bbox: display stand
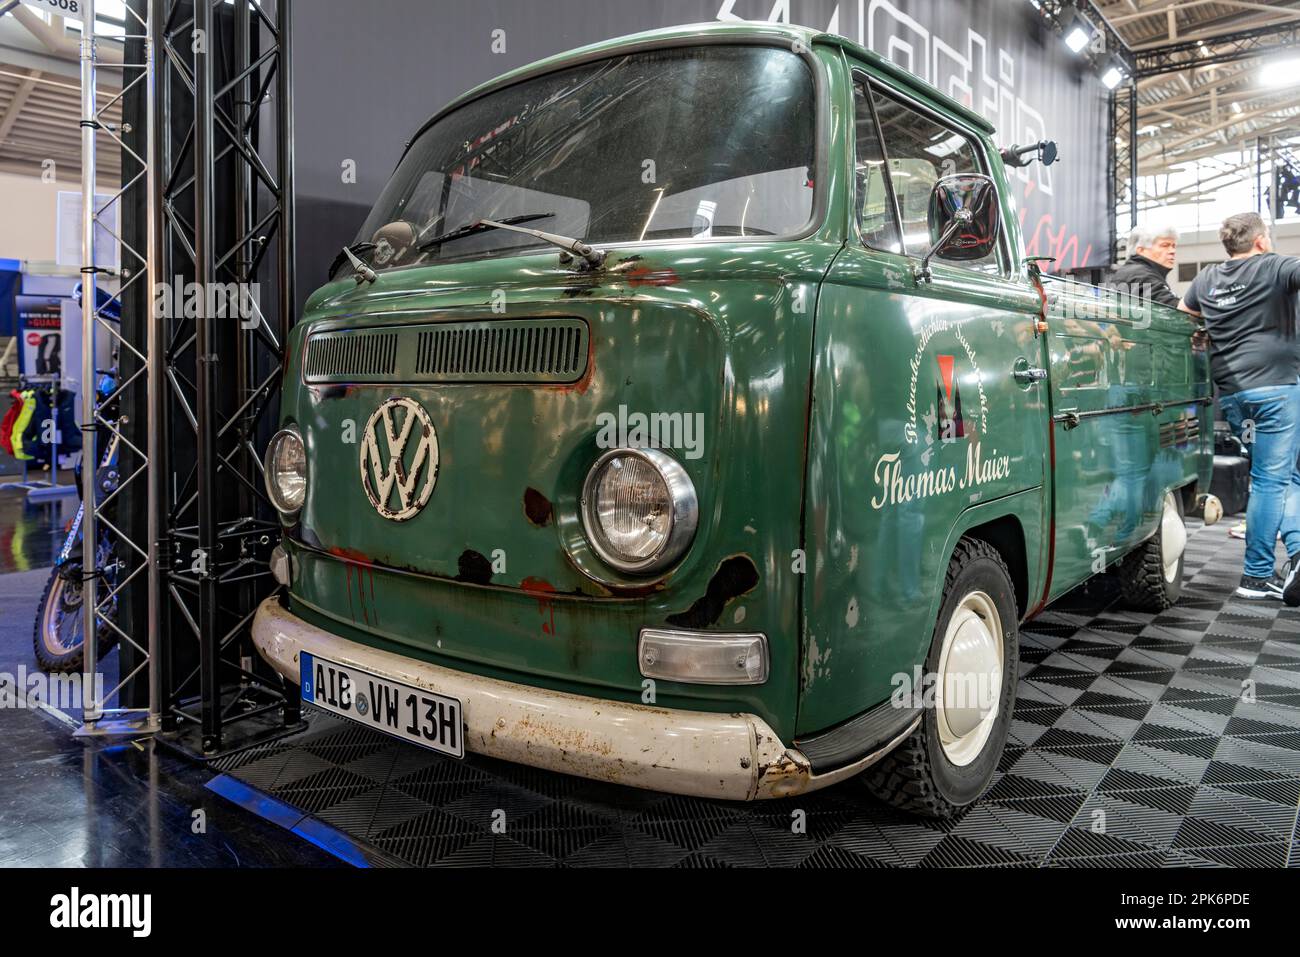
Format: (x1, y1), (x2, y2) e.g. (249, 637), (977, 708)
(0, 373), (78, 501)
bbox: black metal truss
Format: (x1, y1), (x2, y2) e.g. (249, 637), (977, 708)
(1110, 83), (1138, 249)
(1033, 1), (1138, 72)
(153, 0), (299, 754)
(1134, 21), (1300, 78)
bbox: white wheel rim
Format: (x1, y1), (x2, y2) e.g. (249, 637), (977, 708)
(1160, 492), (1186, 584)
(935, 589), (1004, 767)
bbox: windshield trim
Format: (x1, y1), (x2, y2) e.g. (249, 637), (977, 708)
(365, 36), (830, 272)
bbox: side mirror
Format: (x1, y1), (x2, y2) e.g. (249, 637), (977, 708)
(915, 174), (1001, 283)
(999, 140), (1059, 168)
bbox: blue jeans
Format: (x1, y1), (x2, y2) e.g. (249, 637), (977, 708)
(1220, 380), (1300, 577)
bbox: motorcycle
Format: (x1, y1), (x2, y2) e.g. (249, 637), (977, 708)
(32, 285), (122, 673)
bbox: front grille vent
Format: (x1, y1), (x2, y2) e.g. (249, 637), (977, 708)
(304, 331), (398, 380)
(414, 322), (586, 380)
(304, 318), (589, 385)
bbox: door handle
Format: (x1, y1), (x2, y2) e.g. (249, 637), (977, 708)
(1013, 365), (1048, 385)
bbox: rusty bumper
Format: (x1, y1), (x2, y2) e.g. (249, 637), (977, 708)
(251, 596), (914, 800)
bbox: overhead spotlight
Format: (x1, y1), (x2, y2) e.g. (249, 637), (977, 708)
(1101, 57), (1127, 90)
(1261, 56), (1300, 88)
(1062, 9), (1097, 55)
(1231, 101), (1243, 114)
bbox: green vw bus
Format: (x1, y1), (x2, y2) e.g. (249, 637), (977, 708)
(253, 22), (1213, 816)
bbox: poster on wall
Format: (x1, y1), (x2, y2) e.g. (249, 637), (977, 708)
(16, 296), (62, 378)
(55, 191), (120, 271)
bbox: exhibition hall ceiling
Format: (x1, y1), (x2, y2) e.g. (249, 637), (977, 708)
(1097, 0), (1300, 176)
(0, 5), (122, 185)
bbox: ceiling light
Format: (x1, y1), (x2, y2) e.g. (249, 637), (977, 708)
(1231, 101), (1242, 114)
(1262, 57), (1300, 87)
(1062, 10), (1096, 55)
(1101, 57), (1126, 90)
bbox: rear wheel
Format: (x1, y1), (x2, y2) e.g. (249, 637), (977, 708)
(862, 538), (1019, 817)
(1117, 491), (1185, 611)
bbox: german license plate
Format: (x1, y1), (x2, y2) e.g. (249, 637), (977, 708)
(300, 652), (464, 758)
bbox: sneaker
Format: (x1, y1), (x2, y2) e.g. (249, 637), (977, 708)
(1237, 573), (1286, 600)
(1229, 522), (1246, 540)
(1282, 560), (1300, 607)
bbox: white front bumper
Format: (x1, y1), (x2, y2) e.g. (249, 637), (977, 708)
(252, 597), (905, 800)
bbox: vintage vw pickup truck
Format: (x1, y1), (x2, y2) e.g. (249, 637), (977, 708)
(252, 22), (1213, 815)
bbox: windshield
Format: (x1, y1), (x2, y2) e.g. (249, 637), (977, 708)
(350, 44), (818, 272)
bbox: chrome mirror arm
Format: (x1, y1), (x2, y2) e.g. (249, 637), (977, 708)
(913, 209), (971, 284)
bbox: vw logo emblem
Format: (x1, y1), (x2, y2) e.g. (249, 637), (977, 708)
(359, 397), (440, 521)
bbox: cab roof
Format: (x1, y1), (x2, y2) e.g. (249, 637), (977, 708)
(402, 21), (995, 156)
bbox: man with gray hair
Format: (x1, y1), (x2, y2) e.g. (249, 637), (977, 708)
(1107, 224), (1180, 308)
(1180, 212), (1300, 602)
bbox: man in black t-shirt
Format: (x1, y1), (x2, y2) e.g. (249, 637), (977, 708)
(1181, 212), (1300, 603)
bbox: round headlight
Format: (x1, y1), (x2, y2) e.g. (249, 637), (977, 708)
(581, 448), (698, 575)
(265, 427), (308, 516)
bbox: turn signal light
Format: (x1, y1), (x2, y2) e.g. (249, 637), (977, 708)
(638, 628), (769, 685)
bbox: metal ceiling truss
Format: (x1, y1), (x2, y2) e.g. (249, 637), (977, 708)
(1043, 1), (1300, 244)
(1132, 19), (1300, 76)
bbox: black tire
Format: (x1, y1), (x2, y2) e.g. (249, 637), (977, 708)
(861, 537), (1019, 818)
(1117, 492), (1184, 612)
(32, 566), (117, 673)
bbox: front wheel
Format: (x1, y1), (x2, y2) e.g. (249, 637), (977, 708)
(32, 565), (117, 673)
(861, 537), (1019, 817)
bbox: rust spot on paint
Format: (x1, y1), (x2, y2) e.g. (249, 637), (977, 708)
(316, 384), (360, 401)
(341, 557), (378, 626)
(546, 334), (596, 395)
(521, 577), (557, 636)
(623, 264), (680, 287)
(328, 546), (373, 565)
(512, 712), (613, 757)
(455, 549), (493, 585)
(666, 555), (760, 630)
(523, 487), (554, 527)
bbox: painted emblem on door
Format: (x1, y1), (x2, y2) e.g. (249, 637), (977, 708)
(935, 355), (968, 442)
(359, 398), (439, 521)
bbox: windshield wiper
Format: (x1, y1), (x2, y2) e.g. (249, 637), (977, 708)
(416, 211), (557, 252)
(479, 219), (607, 268)
(328, 241), (375, 279)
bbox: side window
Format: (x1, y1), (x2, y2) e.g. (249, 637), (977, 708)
(852, 78), (901, 253)
(872, 90), (1001, 272)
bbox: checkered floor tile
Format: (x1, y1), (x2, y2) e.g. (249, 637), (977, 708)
(214, 521), (1300, 867)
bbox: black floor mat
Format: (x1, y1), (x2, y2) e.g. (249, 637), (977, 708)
(213, 521), (1300, 867)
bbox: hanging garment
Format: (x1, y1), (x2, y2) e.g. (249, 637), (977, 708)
(21, 388), (81, 465)
(10, 389), (36, 461)
(0, 390), (22, 455)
